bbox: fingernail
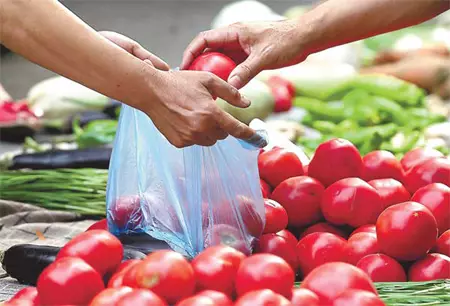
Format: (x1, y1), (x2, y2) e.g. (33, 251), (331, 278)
(229, 75), (243, 89)
(241, 95), (251, 107)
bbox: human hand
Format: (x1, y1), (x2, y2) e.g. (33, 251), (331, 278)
(140, 69), (257, 148)
(180, 20), (307, 89)
(99, 31), (170, 71)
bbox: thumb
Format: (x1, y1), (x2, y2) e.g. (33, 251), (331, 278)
(216, 109), (256, 141)
(228, 54), (263, 89)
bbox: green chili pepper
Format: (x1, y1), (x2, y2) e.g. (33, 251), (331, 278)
(312, 121), (337, 134)
(380, 131), (422, 154)
(371, 96), (409, 125)
(348, 74), (426, 107)
(338, 123), (398, 145)
(294, 97), (347, 123)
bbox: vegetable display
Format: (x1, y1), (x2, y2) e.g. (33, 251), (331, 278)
(0, 168), (108, 215)
(2, 137), (450, 306)
(294, 74), (448, 156)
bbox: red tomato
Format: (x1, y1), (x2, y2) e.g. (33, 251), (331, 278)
(9, 287), (39, 305)
(89, 287), (133, 306)
(86, 219), (108, 231)
(114, 259), (141, 275)
(188, 52), (236, 82)
(268, 81), (293, 113)
(433, 230), (450, 256)
(404, 157), (450, 193)
(368, 178), (410, 209)
(236, 195), (264, 237)
(110, 195), (143, 230)
(408, 253), (450, 281)
(411, 183), (450, 234)
(300, 262), (377, 304)
(175, 295), (215, 306)
(376, 201), (438, 261)
(263, 199), (288, 234)
(299, 222), (348, 240)
(346, 233), (380, 265)
(134, 250), (195, 304)
(308, 138), (363, 187)
(267, 76), (296, 97)
(56, 230), (123, 276)
(260, 179), (272, 198)
(258, 148), (304, 188)
(271, 176), (324, 227)
(235, 254), (295, 298)
(356, 254), (407, 282)
(196, 290), (233, 305)
(332, 290), (386, 306)
(276, 229), (298, 247)
(254, 234), (298, 271)
(37, 257), (105, 306)
(362, 150), (404, 182)
(350, 225), (376, 238)
(291, 288), (320, 306)
(401, 147), (444, 172)
(321, 178), (384, 227)
(234, 289), (291, 306)
(199, 244), (246, 267)
(191, 245), (244, 296)
(296, 232), (347, 276)
(108, 273), (127, 289)
(121, 264), (140, 288)
(207, 224), (250, 255)
(108, 260), (141, 288)
(116, 289), (167, 306)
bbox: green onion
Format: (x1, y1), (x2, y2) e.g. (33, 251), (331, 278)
(0, 169), (108, 216)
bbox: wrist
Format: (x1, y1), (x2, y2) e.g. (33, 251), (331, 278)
(127, 64), (165, 115)
(290, 8), (326, 57)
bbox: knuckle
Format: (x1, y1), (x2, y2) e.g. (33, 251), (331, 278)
(202, 72), (216, 87)
(239, 63), (252, 76)
(230, 87), (241, 100)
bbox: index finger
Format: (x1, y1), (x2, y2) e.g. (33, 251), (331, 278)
(181, 28), (240, 70)
(215, 109), (257, 142)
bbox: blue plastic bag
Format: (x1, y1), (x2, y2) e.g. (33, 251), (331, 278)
(106, 105), (265, 257)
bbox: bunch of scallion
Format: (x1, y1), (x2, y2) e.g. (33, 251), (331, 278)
(377, 280), (450, 306)
(294, 280), (450, 305)
(0, 169), (108, 215)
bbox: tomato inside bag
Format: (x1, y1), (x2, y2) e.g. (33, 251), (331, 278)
(106, 104), (265, 258)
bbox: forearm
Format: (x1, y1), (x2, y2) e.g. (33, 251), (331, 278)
(297, 0), (450, 55)
(0, 0), (157, 109)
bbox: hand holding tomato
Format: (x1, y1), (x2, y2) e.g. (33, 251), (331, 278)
(180, 20), (307, 89)
(144, 68), (256, 148)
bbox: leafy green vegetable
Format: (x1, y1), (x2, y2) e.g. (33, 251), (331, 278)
(73, 119), (117, 149)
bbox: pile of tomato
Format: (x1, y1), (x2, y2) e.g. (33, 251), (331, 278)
(5, 138), (450, 306)
(6, 230), (385, 306)
(256, 138), (449, 285)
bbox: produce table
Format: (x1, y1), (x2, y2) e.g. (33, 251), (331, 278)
(0, 200), (96, 301)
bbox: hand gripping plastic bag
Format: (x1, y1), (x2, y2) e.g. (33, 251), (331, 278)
(106, 105), (265, 258)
